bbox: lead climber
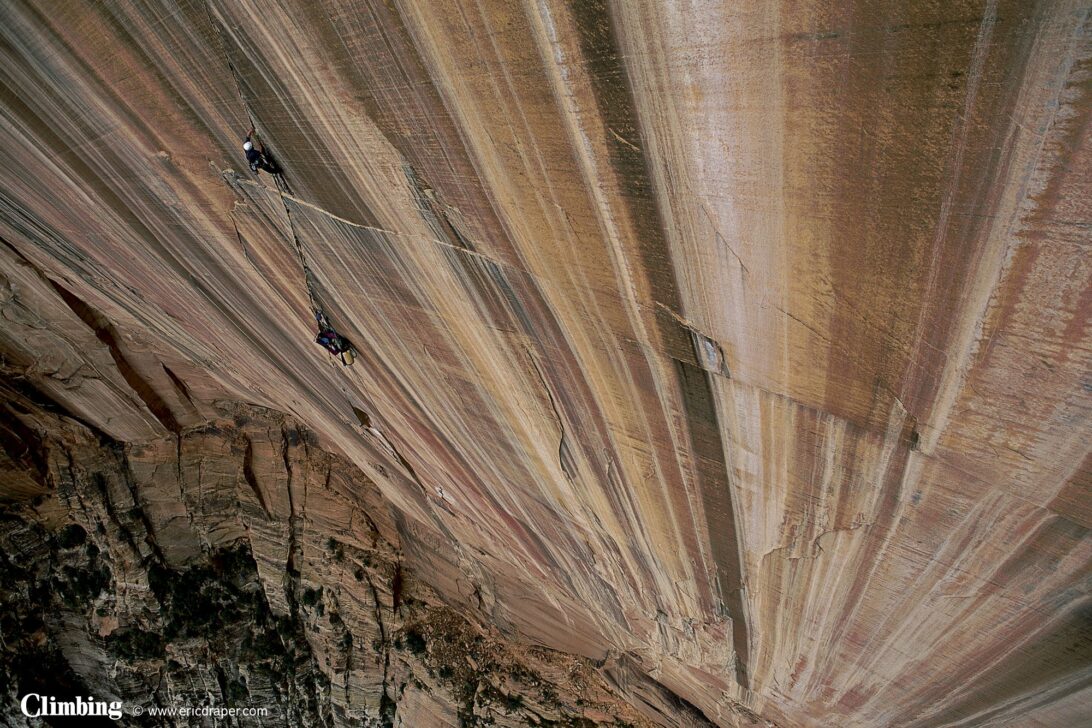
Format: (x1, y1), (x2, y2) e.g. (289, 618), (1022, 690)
(314, 311), (355, 366)
(243, 126), (280, 175)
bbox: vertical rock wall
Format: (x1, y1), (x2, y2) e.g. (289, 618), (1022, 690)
(0, 1), (1089, 726)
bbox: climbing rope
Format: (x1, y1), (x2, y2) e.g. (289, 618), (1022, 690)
(201, 0), (322, 319)
(201, 0), (359, 369)
(272, 174), (323, 317)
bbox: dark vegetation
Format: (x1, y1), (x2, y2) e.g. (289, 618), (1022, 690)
(147, 544), (265, 640)
(404, 626), (427, 655)
(0, 516), (112, 725)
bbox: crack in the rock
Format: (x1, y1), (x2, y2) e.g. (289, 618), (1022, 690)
(359, 566), (394, 722)
(161, 365), (196, 411)
(405, 164), (476, 252)
(117, 444), (168, 565)
(525, 346), (575, 481)
(699, 202), (750, 276)
(280, 424), (300, 577)
(761, 522), (874, 562)
(173, 431), (197, 536)
(231, 216), (255, 268)
(388, 438), (430, 497)
(83, 457), (143, 567)
(49, 281), (180, 433)
(242, 435), (272, 518)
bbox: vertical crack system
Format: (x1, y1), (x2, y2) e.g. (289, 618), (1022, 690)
(201, 0), (320, 320)
(568, 0), (752, 685)
(525, 347), (576, 481)
(49, 281), (181, 433)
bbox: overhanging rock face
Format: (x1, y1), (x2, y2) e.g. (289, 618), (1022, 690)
(0, 1), (1089, 726)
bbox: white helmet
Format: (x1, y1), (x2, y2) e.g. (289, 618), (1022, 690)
(243, 141), (253, 151)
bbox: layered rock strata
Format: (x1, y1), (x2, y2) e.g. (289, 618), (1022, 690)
(0, 0), (1089, 726)
(0, 400), (718, 726)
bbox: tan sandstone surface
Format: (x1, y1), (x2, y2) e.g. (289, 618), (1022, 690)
(0, 0), (1089, 726)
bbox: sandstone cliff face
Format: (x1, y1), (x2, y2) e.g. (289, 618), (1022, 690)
(0, 0), (1089, 726)
(0, 401), (683, 727)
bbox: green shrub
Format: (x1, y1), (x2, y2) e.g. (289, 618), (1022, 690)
(108, 628), (165, 659)
(404, 628), (426, 655)
(55, 524), (87, 549)
(301, 587), (321, 606)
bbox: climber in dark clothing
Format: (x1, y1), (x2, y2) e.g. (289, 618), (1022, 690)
(316, 329), (355, 366)
(314, 311), (355, 366)
(243, 127), (279, 175)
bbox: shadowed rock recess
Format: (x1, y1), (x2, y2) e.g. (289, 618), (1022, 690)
(0, 0), (1088, 726)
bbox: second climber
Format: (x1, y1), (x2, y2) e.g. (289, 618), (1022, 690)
(314, 311), (356, 366)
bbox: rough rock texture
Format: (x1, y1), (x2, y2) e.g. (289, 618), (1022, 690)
(0, 0), (1089, 726)
(0, 402), (670, 727)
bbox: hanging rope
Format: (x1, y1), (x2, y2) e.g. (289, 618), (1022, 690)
(201, 0), (322, 319)
(273, 175), (323, 317)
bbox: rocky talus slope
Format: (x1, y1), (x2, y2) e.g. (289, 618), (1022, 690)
(0, 0), (1090, 726)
